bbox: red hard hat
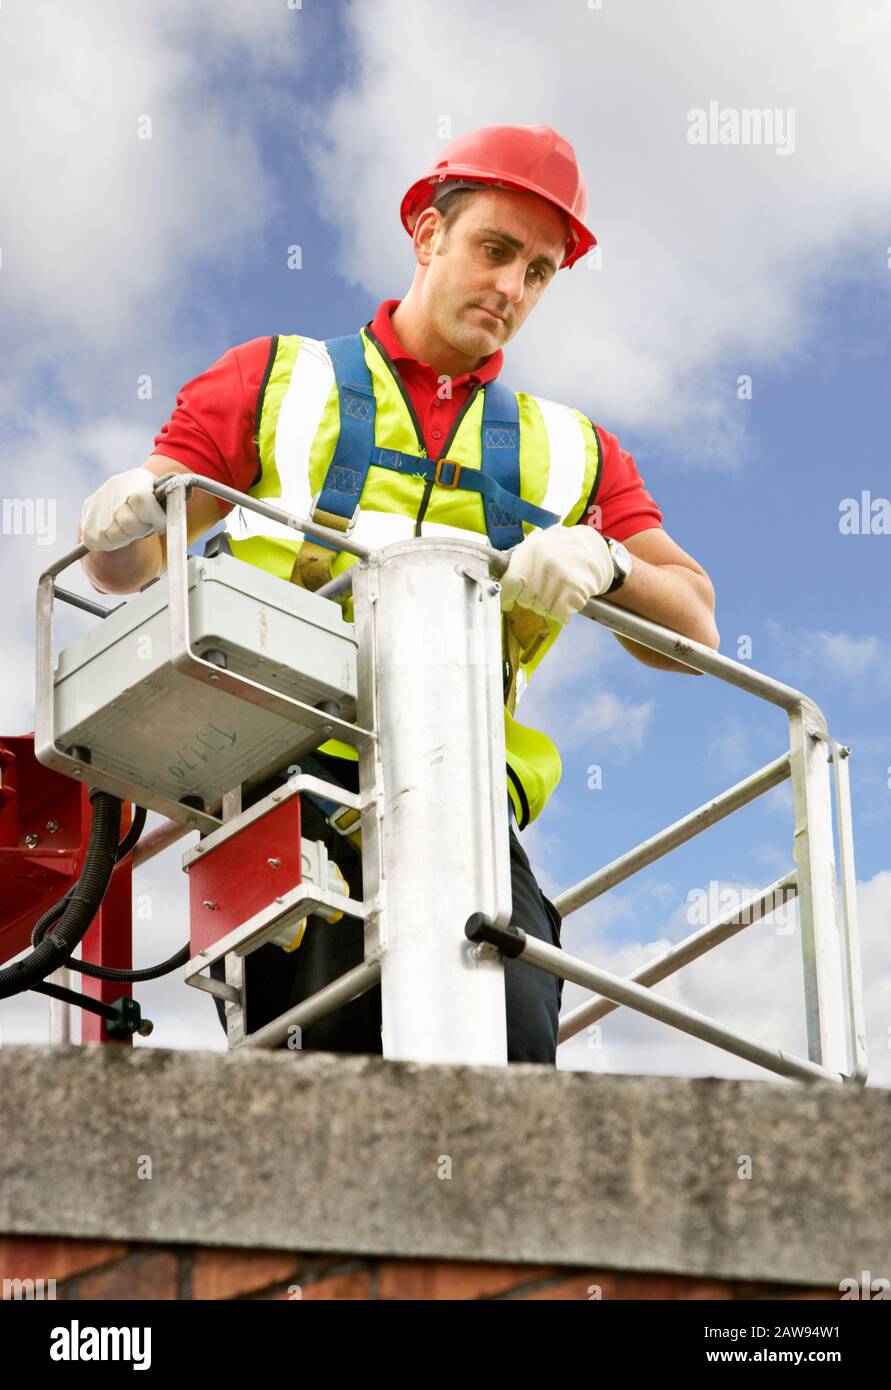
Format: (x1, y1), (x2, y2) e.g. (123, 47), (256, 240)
(400, 124), (596, 270)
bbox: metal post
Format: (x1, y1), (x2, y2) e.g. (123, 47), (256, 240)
(80, 852), (133, 1045)
(788, 705), (847, 1073)
(48, 967), (74, 1044)
(219, 784), (247, 1048)
(351, 539), (512, 1066)
(831, 742), (867, 1083)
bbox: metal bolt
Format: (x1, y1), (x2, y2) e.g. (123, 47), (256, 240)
(25, 833), (40, 848)
(203, 900), (218, 911)
(268, 857), (281, 868)
(46, 820), (60, 833)
(488, 581), (501, 596)
(137, 1020), (154, 1037)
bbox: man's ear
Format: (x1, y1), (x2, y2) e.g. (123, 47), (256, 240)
(414, 207), (445, 263)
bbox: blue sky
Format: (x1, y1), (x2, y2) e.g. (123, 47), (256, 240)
(1, 0), (888, 1082)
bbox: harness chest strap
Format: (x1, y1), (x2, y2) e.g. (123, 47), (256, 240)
(289, 332), (554, 710)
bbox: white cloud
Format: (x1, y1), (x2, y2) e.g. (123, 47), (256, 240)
(767, 621), (891, 692)
(306, 0), (891, 464)
(0, 0), (306, 407)
(705, 715), (751, 776)
(515, 609), (656, 769)
(0, 410), (157, 732)
(565, 689), (655, 755)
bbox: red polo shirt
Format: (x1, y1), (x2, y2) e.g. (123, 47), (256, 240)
(152, 299), (663, 541)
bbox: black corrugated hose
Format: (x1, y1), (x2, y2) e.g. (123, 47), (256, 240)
(1, 795), (187, 999)
(29, 803), (188, 982)
(0, 788), (122, 999)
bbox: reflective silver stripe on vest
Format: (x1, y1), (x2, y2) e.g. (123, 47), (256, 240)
(536, 396), (588, 521)
(226, 336), (335, 542)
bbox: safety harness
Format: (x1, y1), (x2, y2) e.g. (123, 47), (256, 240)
(291, 333), (561, 714)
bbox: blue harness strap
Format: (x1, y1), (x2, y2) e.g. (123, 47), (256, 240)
(479, 378), (527, 549)
(316, 332), (560, 550)
(311, 334), (377, 552)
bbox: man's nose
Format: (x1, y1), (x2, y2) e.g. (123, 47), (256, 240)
(492, 260), (528, 305)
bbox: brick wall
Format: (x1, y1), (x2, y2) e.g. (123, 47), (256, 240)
(0, 1236), (843, 1301)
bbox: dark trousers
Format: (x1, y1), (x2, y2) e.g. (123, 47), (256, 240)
(209, 757), (564, 1064)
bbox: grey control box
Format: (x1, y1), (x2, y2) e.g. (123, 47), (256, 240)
(49, 553), (358, 812)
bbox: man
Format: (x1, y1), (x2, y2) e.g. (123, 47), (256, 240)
(79, 123), (719, 1065)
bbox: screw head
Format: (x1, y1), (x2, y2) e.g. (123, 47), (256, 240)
(46, 820), (60, 833)
(267, 857), (281, 868)
(25, 833), (40, 848)
(203, 900), (218, 911)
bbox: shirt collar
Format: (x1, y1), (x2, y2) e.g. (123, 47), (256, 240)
(367, 299), (503, 387)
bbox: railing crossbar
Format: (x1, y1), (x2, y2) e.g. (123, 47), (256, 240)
(524, 935), (844, 1085)
(554, 753), (792, 918)
(559, 872), (798, 1042)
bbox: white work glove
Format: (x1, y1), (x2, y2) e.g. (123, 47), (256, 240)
(79, 467), (169, 551)
(499, 525), (615, 625)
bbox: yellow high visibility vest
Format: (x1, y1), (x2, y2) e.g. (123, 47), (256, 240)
(223, 326), (602, 827)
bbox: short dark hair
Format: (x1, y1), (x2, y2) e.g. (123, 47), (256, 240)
(430, 186), (485, 239)
(431, 185), (568, 265)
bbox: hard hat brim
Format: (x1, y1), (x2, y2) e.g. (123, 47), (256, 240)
(401, 168), (597, 269)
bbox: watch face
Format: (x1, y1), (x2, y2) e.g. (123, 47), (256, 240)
(607, 537), (632, 589)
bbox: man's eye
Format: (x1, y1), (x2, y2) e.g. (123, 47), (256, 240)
(484, 244), (504, 258)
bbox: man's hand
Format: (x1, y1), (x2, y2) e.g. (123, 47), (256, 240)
(80, 456), (231, 595)
(499, 524), (614, 624)
(79, 467), (169, 552)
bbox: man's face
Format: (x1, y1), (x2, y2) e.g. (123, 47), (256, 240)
(414, 186), (568, 363)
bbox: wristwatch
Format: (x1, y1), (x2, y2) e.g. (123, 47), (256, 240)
(603, 535), (633, 594)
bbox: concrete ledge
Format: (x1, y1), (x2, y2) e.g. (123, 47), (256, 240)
(0, 1046), (887, 1287)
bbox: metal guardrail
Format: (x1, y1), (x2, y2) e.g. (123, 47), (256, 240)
(472, 564), (865, 1085)
(34, 474), (866, 1084)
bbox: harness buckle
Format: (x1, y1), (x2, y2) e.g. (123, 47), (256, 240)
(433, 457), (462, 490)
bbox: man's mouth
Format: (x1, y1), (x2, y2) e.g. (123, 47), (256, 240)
(476, 305), (505, 324)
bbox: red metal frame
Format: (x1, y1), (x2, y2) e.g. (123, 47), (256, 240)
(187, 794), (302, 959)
(1, 733), (134, 1045)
